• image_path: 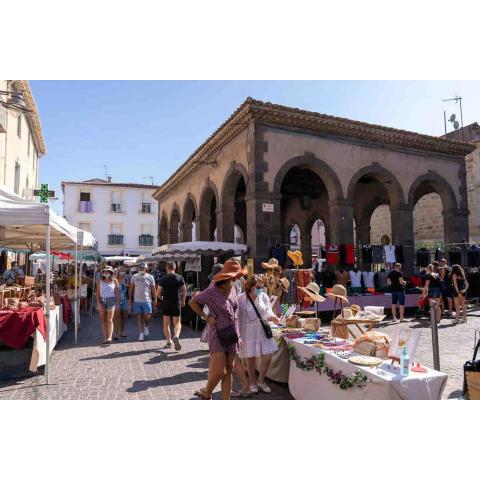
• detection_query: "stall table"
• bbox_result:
[315,293,421,312]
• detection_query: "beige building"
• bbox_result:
[0,80,46,199]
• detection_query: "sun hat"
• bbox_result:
[261,258,282,270]
[297,282,325,303]
[279,277,290,293]
[350,304,362,314]
[327,284,349,303]
[208,263,224,282]
[213,259,248,284]
[287,250,303,266]
[336,308,354,320]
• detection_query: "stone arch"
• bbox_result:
[407,171,458,211]
[168,204,181,244]
[220,161,251,207]
[159,211,168,245]
[182,193,198,242]
[198,180,220,241]
[346,163,406,207]
[273,153,343,200]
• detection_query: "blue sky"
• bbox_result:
[30,81,480,213]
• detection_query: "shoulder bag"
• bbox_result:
[247,294,273,339]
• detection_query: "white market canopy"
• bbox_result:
[152,241,248,256]
[0,186,96,251]
[102,256,138,262]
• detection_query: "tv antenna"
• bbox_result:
[442,95,464,140]
[143,176,154,185]
[102,164,111,181]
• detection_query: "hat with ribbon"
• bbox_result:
[279,277,290,293]
[327,284,349,303]
[261,258,282,270]
[213,259,248,284]
[287,250,304,266]
[297,282,325,303]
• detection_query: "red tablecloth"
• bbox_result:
[0,307,46,349]
[60,294,73,325]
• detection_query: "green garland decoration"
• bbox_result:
[287,344,369,390]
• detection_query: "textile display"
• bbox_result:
[0,306,46,349]
[283,269,313,305]
[60,294,73,325]
[467,245,480,267]
[362,271,375,289]
[335,270,350,287]
[349,270,362,288]
[313,293,421,312]
[448,247,462,266]
[361,245,373,264]
[269,244,287,267]
[434,247,443,262]
[416,248,431,267]
[326,243,340,265]
[384,245,396,263]
[395,245,405,264]
[371,245,384,263]
[340,244,355,265]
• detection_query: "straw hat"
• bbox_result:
[261,258,282,270]
[298,282,325,303]
[279,277,290,293]
[336,308,354,320]
[350,304,362,315]
[287,250,304,266]
[327,284,349,303]
[213,259,248,283]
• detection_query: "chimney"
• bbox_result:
[107,176,112,183]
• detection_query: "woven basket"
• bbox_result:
[465,371,480,400]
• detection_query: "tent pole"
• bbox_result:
[90,257,96,317]
[45,225,51,385]
[74,242,78,345]
[79,245,83,326]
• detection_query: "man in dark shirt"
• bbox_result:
[387,262,407,322]
[159,261,186,351]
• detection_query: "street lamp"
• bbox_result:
[0,89,32,114]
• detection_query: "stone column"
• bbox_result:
[329,199,355,245]
[216,206,236,243]
[355,222,371,270]
[300,232,313,268]
[390,204,414,275]
[198,214,211,241]
[443,208,470,245]
[181,222,192,242]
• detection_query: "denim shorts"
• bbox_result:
[428,287,442,299]
[391,291,405,306]
[100,297,116,311]
[132,301,152,315]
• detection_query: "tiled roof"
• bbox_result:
[154,97,475,200]
[443,122,480,143]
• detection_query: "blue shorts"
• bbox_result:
[100,297,116,311]
[120,297,129,311]
[391,291,406,306]
[132,301,152,315]
[428,288,442,299]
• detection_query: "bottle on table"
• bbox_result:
[400,345,410,377]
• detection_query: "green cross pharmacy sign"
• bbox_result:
[33,184,55,203]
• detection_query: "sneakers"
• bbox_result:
[458,318,467,324]
[138,332,144,341]
[257,383,272,393]
[250,384,259,394]
[143,326,150,336]
[172,336,181,351]
[164,341,173,349]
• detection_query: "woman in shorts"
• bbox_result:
[451,264,469,324]
[96,266,120,345]
[422,264,442,324]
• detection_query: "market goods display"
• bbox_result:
[353,331,392,358]
[348,355,383,368]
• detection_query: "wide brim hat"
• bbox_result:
[298,282,325,303]
[213,259,248,283]
[261,258,282,270]
[327,284,349,303]
[336,308,354,320]
[350,304,361,314]
[279,277,290,293]
[287,250,304,266]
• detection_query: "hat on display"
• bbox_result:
[261,258,282,270]
[208,263,224,281]
[213,260,248,284]
[280,277,290,293]
[336,308,354,320]
[287,250,303,266]
[297,282,325,303]
[327,284,349,303]
[350,304,361,315]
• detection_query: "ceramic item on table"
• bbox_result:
[348,355,383,368]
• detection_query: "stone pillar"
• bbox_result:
[329,199,355,245]
[216,207,236,243]
[355,224,371,246]
[390,204,414,275]
[181,222,192,242]
[300,232,313,268]
[443,208,469,245]
[246,194,282,272]
[198,214,211,241]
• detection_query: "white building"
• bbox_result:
[62,178,158,256]
[0,80,46,199]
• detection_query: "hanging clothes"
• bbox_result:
[335,270,350,287]
[467,245,480,268]
[341,244,355,265]
[467,271,480,297]
[283,269,296,304]
[434,247,443,262]
[395,245,405,264]
[361,245,373,264]
[448,246,462,266]
[326,243,340,265]
[371,244,384,264]
[362,270,375,289]
[460,244,468,267]
[416,248,431,267]
[349,270,362,288]
[269,244,287,267]
[384,245,396,263]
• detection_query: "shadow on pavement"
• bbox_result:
[127,370,207,392]
[144,349,208,365]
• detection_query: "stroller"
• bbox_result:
[414,295,430,320]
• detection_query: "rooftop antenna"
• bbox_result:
[143,176,154,185]
[102,164,111,182]
[442,95,464,140]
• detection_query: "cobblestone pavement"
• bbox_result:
[0,312,291,400]
[374,312,480,399]
[1,309,478,400]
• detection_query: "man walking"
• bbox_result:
[388,262,407,322]
[130,262,157,341]
[159,261,186,351]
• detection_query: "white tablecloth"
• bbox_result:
[285,337,448,400]
[30,305,66,371]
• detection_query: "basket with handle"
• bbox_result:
[463,338,480,400]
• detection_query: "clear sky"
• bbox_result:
[30,80,480,213]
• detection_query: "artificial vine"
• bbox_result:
[287,344,368,390]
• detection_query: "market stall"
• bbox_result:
[0,186,96,382]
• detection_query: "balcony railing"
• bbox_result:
[139,234,153,246]
[78,200,93,213]
[108,234,124,246]
[141,203,152,214]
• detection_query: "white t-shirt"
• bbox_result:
[384,245,396,263]
[362,271,375,289]
[131,272,155,303]
[349,270,362,288]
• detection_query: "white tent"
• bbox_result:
[152,241,248,256]
[0,186,96,383]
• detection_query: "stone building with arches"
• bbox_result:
[153,98,475,272]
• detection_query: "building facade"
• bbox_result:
[153,98,475,272]
[0,80,46,199]
[62,179,158,256]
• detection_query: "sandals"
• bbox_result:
[194,389,212,400]
[257,383,272,394]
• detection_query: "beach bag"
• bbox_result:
[304,318,321,332]
[463,338,480,400]
[331,319,349,339]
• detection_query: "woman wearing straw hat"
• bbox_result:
[96,266,120,345]
[189,259,248,400]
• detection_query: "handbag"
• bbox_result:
[216,324,239,348]
[463,338,480,400]
[247,294,273,339]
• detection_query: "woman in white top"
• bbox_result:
[238,275,279,394]
[96,266,120,345]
